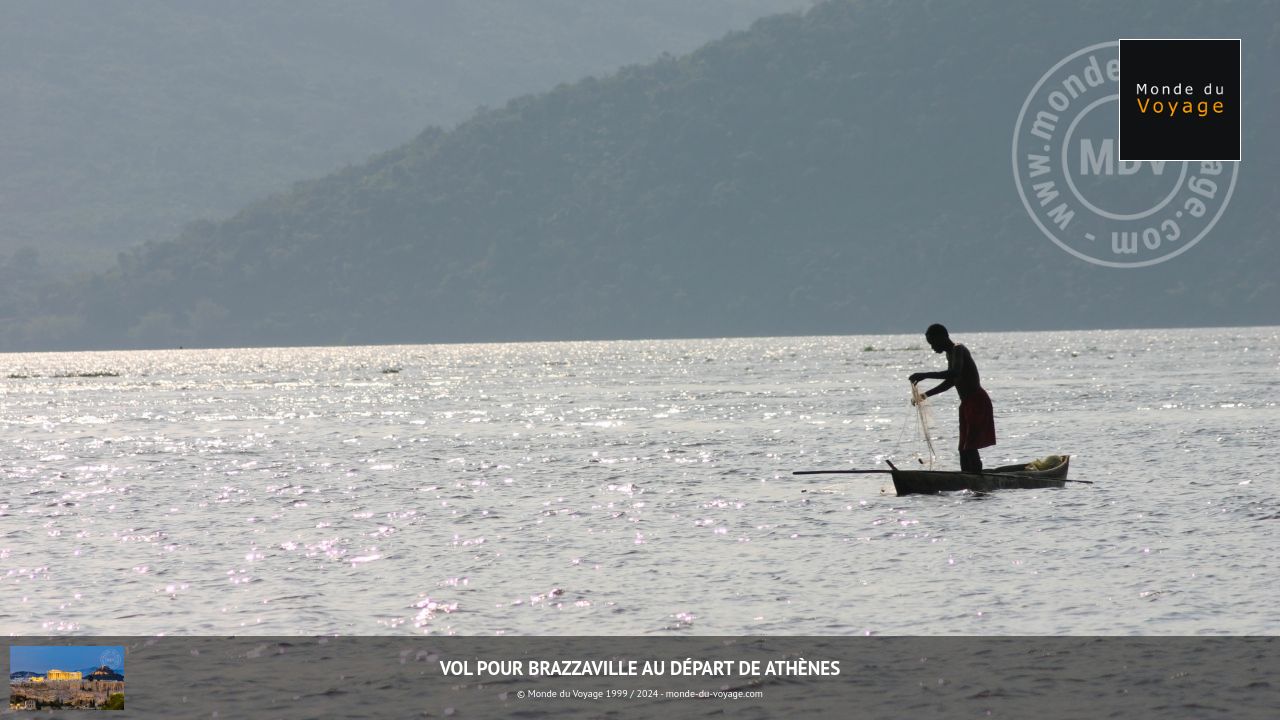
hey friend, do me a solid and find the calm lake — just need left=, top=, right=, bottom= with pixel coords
left=2, top=327, right=1276, bottom=635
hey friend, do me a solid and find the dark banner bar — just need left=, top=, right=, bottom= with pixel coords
left=5, top=637, right=1278, bottom=718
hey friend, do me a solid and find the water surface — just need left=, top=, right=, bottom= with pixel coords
left=1, top=327, right=1276, bottom=635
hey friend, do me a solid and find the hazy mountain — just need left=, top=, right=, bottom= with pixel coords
left=82, top=666, right=125, bottom=681
left=0, top=0, right=811, bottom=273
left=2, top=0, right=1275, bottom=350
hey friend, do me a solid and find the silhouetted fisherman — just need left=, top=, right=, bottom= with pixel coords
left=908, top=324, right=995, bottom=472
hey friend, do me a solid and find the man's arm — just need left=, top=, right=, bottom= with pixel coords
left=909, top=348, right=966, bottom=397
left=909, top=371, right=948, bottom=381
left=924, top=378, right=954, bottom=398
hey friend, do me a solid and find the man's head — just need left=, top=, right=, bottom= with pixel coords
left=925, top=323, right=950, bottom=353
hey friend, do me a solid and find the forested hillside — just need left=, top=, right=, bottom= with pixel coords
left=3, top=0, right=1275, bottom=350
left=0, top=0, right=807, bottom=272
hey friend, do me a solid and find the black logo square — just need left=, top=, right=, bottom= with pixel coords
left=1119, top=39, right=1240, bottom=161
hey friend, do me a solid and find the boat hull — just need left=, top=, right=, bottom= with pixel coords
left=891, top=456, right=1070, bottom=495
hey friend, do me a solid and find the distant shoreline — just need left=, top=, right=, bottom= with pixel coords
left=2, top=322, right=1276, bottom=356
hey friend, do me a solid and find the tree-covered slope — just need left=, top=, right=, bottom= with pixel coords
left=0, top=0, right=809, bottom=272
left=5, top=0, right=1276, bottom=350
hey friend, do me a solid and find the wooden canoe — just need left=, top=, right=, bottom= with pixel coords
left=889, top=455, right=1070, bottom=495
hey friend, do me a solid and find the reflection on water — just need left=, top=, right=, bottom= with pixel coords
left=1, top=327, right=1276, bottom=634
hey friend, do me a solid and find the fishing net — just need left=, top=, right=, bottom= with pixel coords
left=910, top=382, right=937, bottom=469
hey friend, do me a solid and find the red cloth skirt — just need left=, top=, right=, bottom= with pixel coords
left=958, top=388, right=996, bottom=451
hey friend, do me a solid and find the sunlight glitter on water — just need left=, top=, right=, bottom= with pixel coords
left=1, top=329, right=1278, bottom=635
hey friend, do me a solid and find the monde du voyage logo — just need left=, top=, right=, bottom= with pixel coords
left=1012, top=41, right=1239, bottom=268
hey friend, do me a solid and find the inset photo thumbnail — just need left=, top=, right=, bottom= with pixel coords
left=9, top=646, right=125, bottom=711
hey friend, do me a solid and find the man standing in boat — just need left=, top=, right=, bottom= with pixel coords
left=908, top=324, right=995, bottom=473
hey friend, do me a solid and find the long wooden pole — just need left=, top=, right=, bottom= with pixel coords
left=791, top=469, right=892, bottom=475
